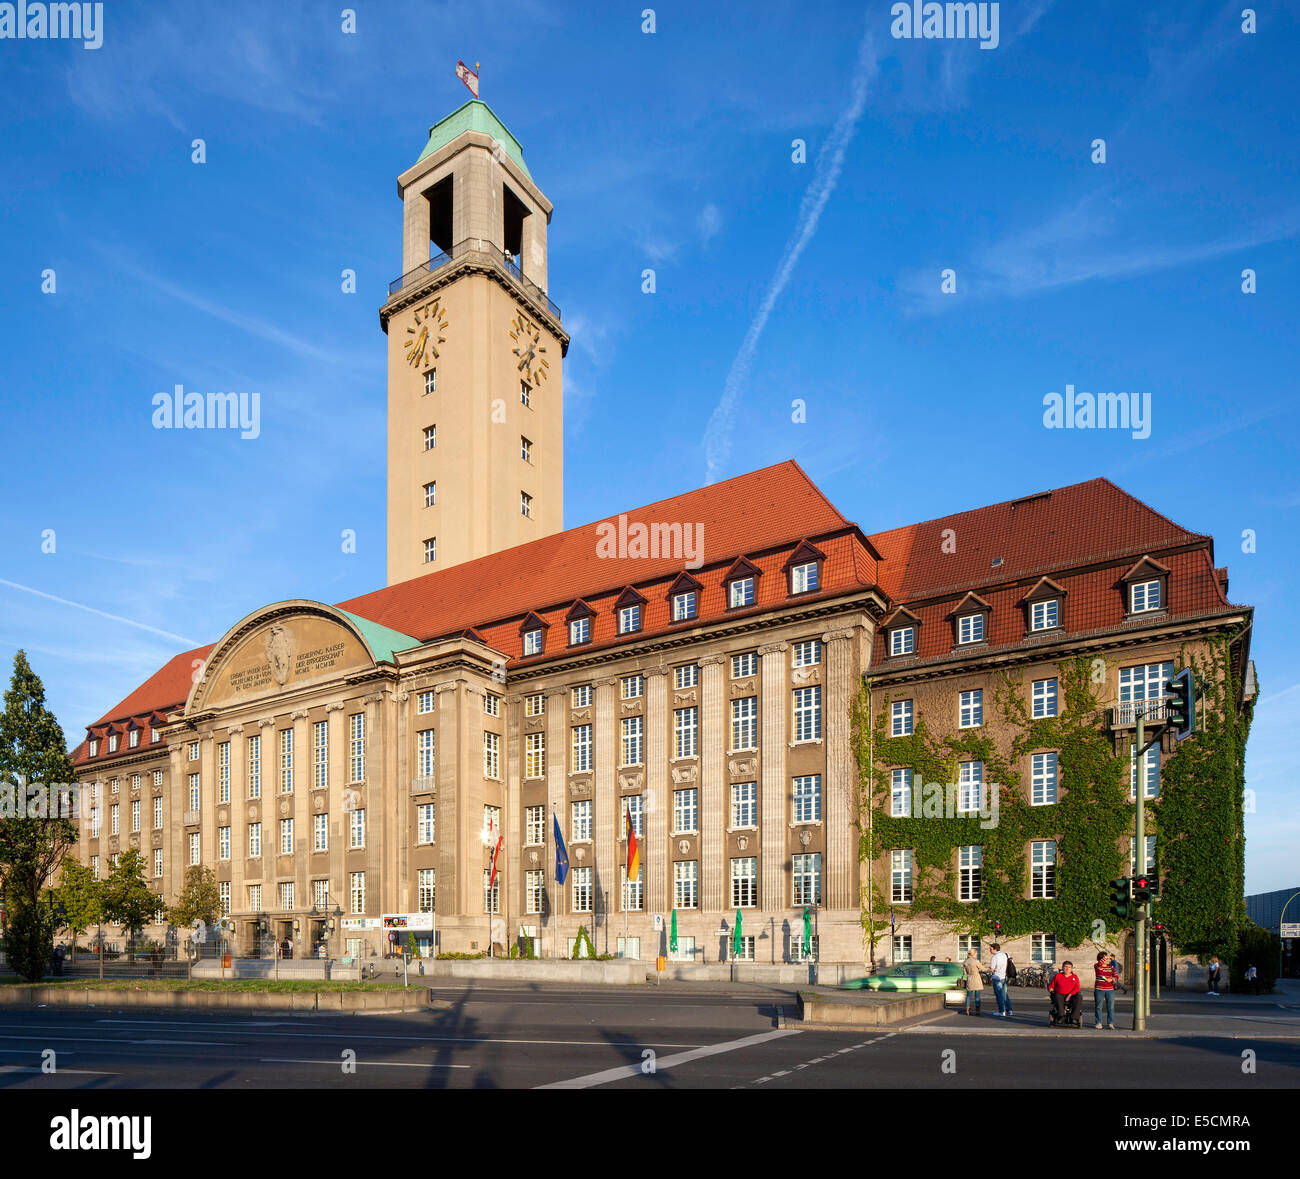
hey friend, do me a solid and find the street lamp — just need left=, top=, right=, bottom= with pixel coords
left=309, top=893, right=343, bottom=961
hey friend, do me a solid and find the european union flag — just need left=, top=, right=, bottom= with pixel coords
left=553, top=812, right=569, bottom=884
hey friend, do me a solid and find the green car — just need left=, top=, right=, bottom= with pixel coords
left=842, top=961, right=967, bottom=993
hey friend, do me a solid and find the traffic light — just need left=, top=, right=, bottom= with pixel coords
left=1152, top=920, right=1165, bottom=935
left=1110, top=877, right=1132, bottom=920
left=993, top=920, right=1002, bottom=937
left=1133, top=875, right=1153, bottom=906
left=1166, top=667, right=1196, bottom=740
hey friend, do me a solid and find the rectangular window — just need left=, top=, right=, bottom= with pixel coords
left=424, top=537, right=437, bottom=563
left=417, top=803, right=435, bottom=845
left=484, top=692, right=500, bottom=717
left=218, top=825, right=230, bottom=860
left=483, top=731, right=500, bottom=779
left=525, top=869, right=543, bottom=914
left=308, top=879, right=328, bottom=910
left=571, top=866, right=593, bottom=913
left=672, top=591, right=696, bottom=621
left=792, top=639, right=822, bottom=668
left=728, top=577, right=755, bottom=608
left=569, top=617, right=590, bottom=645
left=129, top=729, right=139, bottom=748
left=891, top=768, right=913, bottom=817
left=524, top=693, right=545, bottom=716
left=1031, top=751, right=1059, bottom=805
left=521, top=435, right=532, bottom=462
left=621, top=716, right=644, bottom=766
left=571, top=800, right=593, bottom=842
left=791, top=561, right=819, bottom=594
left=674, top=788, right=698, bottom=834
left=189, top=832, right=200, bottom=866
left=279, top=729, right=294, bottom=794
left=1130, top=580, right=1162, bottom=613
left=959, top=689, right=983, bottom=729
left=958, top=614, right=985, bottom=644
left=349, top=808, right=365, bottom=849
left=1031, top=933, right=1057, bottom=964
left=958, top=845, right=983, bottom=902
left=1130, top=745, right=1160, bottom=799
left=350, top=871, right=366, bottom=914
left=217, top=742, right=230, bottom=803
left=731, top=781, right=758, bottom=828
left=958, top=761, right=984, bottom=813
left=89, top=739, right=98, bottom=757
left=314, top=812, right=328, bottom=852
left=621, top=865, right=644, bottom=912
left=249, top=883, right=262, bottom=912
left=957, top=933, right=981, bottom=959
left=313, top=721, right=328, bottom=791
left=1031, top=840, right=1057, bottom=899
left=674, top=860, right=699, bottom=909
left=280, top=818, right=294, bottom=856
left=522, top=731, right=545, bottom=780
left=521, top=491, right=533, bottom=518
left=891, top=849, right=913, bottom=903
left=418, top=868, right=436, bottom=913
left=1118, top=662, right=1175, bottom=703
left=520, top=381, right=531, bottom=407
left=248, top=822, right=262, bottom=858
left=618, top=604, right=641, bottom=634
left=153, top=795, right=163, bottom=829
left=111, top=804, right=120, bottom=835
left=349, top=713, right=365, bottom=782
left=571, top=724, right=593, bottom=773
left=731, top=696, right=758, bottom=751
left=622, top=794, right=644, bottom=839
left=793, top=686, right=822, bottom=741
left=418, top=690, right=435, bottom=714
left=891, top=699, right=913, bottom=737
left=793, top=773, right=822, bottom=823
left=483, top=806, right=501, bottom=838
left=277, top=881, right=294, bottom=912
left=525, top=805, right=545, bottom=846
left=793, top=852, right=822, bottom=906
left=731, top=857, right=758, bottom=908
left=247, top=734, right=261, bottom=798
left=482, top=869, right=500, bottom=914
left=130, top=799, right=141, bottom=832
left=620, top=674, right=644, bottom=699
left=423, top=481, right=437, bottom=508
left=1031, top=599, right=1060, bottom=630
left=523, top=629, right=542, bottom=656
left=188, top=741, right=199, bottom=761
left=131, top=773, right=140, bottom=791
left=731, top=651, right=758, bottom=679
left=673, top=707, right=698, bottom=758
left=571, top=684, right=592, bottom=709
left=154, top=848, right=164, bottom=878
left=153, top=769, right=163, bottom=788
left=1131, top=834, right=1157, bottom=876
left=674, top=664, right=698, bottom=690
left=188, top=776, right=200, bottom=811
left=424, top=368, right=436, bottom=395
left=1032, top=677, right=1058, bottom=719
left=890, top=627, right=916, bottom=656
left=423, top=425, right=436, bottom=450
left=417, top=728, right=436, bottom=778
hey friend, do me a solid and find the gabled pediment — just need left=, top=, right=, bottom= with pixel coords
left=722, top=556, right=763, bottom=583
left=613, top=585, right=647, bottom=610
left=949, top=591, right=991, bottom=618
left=1120, top=555, right=1170, bottom=583
left=565, top=599, right=596, bottom=622
left=782, top=539, right=826, bottom=570
left=1021, top=576, right=1067, bottom=604
left=665, top=571, right=703, bottom=598
left=518, top=611, right=550, bottom=634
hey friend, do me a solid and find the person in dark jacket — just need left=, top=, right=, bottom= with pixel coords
left=1049, top=961, right=1082, bottom=1026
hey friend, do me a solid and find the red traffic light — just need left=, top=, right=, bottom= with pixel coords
left=1135, top=876, right=1150, bottom=890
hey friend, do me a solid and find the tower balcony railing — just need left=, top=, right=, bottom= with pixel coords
left=1110, top=697, right=1171, bottom=728
left=388, top=238, right=562, bottom=321
left=410, top=776, right=437, bottom=796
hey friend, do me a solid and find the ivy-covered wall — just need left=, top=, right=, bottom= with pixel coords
left=852, top=637, right=1251, bottom=965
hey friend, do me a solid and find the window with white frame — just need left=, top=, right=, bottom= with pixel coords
left=891, top=849, right=913, bottom=902
left=671, top=591, right=697, bottom=621
left=483, top=869, right=500, bottom=914
left=280, top=817, right=294, bottom=855
left=791, top=933, right=819, bottom=962
left=1031, top=599, right=1060, bottom=630
left=674, top=707, right=698, bottom=758
left=1130, top=745, right=1160, bottom=799
left=279, top=728, right=293, bottom=793
left=523, top=628, right=543, bottom=656
left=571, top=866, right=593, bottom=913
left=893, top=934, right=913, bottom=963
left=731, top=781, right=757, bottom=828
left=153, top=796, right=163, bottom=829
left=891, top=768, right=913, bottom=817
left=571, top=684, right=592, bottom=708
left=131, top=799, right=140, bottom=832
left=419, top=870, right=438, bottom=914
left=520, top=491, right=532, bottom=518
left=153, top=769, right=163, bottom=788
left=110, top=803, right=120, bottom=835
left=524, top=693, right=545, bottom=716
left=349, top=808, right=365, bottom=850
left=483, top=731, right=500, bottom=779
left=311, top=879, right=328, bottom=910
left=188, top=776, right=200, bottom=811
left=131, top=773, right=141, bottom=791
left=1119, top=662, right=1174, bottom=710
left=571, top=800, right=592, bottom=842
left=793, top=639, right=822, bottom=667
left=152, top=848, right=162, bottom=878
left=89, top=739, right=98, bottom=757
left=793, top=685, right=821, bottom=741
left=314, top=811, right=328, bottom=852
left=1131, top=834, right=1156, bottom=876
left=189, top=832, right=200, bottom=866
left=525, top=869, right=543, bottom=914
left=957, top=933, right=981, bottom=958
left=424, top=481, right=437, bottom=508
left=623, top=794, right=644, bottom=838
left=246, top=734, right=261, bottom=797
left=129, top=728, right=139, bottom=748
left=958, top=761, right=984, bottom=813
left=111, top=778, right=118, bottom=793
left=674, top=860, right=698, bottom=909
left=958, top=845, right=982, bottom=902
left=521, top=435, right=532, bottom=462
left=729, top=576, right=755, bottom=608
left=524, top=731, right=545, bottom=779
left=621, top=865, right=644, bottom=911
left=1130, top=579, right=1162, bottom=613
left=1031, top=752, right=1059, bottom=805
left=248, top=883, right=263, bottom=911
left=621, top=716, right=643, bottom=766
left=313, top=721, right=328, bottom=791
left=620, top=674, right=643, bottom=699
left=417, top=803, right=435, bottom=845
left=1032, top=677, right=1058, bottom=719
left=423, top=425, right=436, bottom=450
left=791, top=561, right=819, bottom=594
left=733, top=935, right=756, bottom=961
left=959, top=689, right=983, bottom=728
left=188, top=741, right=199, bottom=761
left=90, top=855, right=99, bottom=879
left=793, top=773, right=822, bottom=823
left=1031, top=840, right=1057, bottom=898
left=571, top=724, right=593, bottom=773
left=417, top=728, right=435, bottom=778
left=890, top=626, right=916, bottom=656
left=350, top=871, right=366, bottom=914
left=483, top=806, right=501, bottom=839
left=1031, top=933, right=1057, bottom=963
left=218, top=825, right=230, bottom=859
left=891, top=699, right=913, bottom=737
left=424, top=368, right=436, bottom=395
left=731, top=857, right=758, bottom=908
left=424, top=537, right=437, bottom=563
left=957, top=613, right=985, bottom=644
left=569, top=617, right=590, bottom=645
left=674, top=664, right=698, bottom=690
left=106, top=734, right=118, bottom=753
left=484, top=692, right=500, bottom=718
left=793, top=853, right=822, bottom=906
left=674, top=788, right=698, bottom=833
left=731, top=696, right=757, bottom=751
left=525, top=805, right=544, bottom=846
left=418, top=690, right=436, bottom=714
left=349, top=713, right=366, bottom=782
left=731, top=651, right=757, bottom=678
left=248, top=822, right=261, bottom=858
left=618, top=604, right=641, bottom=634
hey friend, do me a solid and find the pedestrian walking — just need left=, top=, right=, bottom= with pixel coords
left=989, top=942, right=1013, bottom=1017
left=963, top=948, right=984, bottom=1015
left=1094, top=950, right=1118, bottom=1028
left=1244, top=963, right=1258, bottom=994
left=1206, top=955, right=1222, bottom=996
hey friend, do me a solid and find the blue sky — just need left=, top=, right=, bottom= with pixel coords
left=0, top=1, right=1295, bottom=892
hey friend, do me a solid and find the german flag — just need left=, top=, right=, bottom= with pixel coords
left=625, top=802, right=639, bottom=879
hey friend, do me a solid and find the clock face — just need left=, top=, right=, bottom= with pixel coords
left=509, top=311, right=550, bottom=386
left=405, top=298, right=449, bottom=368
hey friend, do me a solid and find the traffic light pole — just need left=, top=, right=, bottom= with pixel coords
left=1134, top=713, right=1147, bottom=1032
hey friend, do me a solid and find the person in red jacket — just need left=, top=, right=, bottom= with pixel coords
left=1049, top=961, right=1082, bottom=1026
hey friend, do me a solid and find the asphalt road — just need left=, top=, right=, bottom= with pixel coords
left=0, top=982, right=1297, bottom=1090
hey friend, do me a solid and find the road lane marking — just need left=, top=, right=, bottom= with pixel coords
left=536, top=1028, right=802, bottom=1089
left=260, top=1058, right=468, bottom=1069
left=0, top=1065, right=117, bottom=1076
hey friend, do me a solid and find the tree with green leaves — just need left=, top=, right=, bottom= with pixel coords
left=0, top=651, right=79, bottom=981
left=54, top=856, right=103, bottom=962
left=102, top=847, right=162, bottom=963
left=169, top=865, right=219, bottom=933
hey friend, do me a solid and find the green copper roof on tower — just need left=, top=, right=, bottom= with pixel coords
left=416, top=99, right=532, bottom=180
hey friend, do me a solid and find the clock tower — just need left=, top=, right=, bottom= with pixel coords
left=381, top=100, right=568, bottom=585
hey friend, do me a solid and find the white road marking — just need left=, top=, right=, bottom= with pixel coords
left=259, top=1058, right=468, bottom=1069
left=536, top=1028, right=802, bottom=1089
left=0, top=1065, right=117, bottom=1076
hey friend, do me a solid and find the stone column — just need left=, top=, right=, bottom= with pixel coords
left=545, top=688, right=567, bottom=939
left=395, top=691, right=410, bottom=912
left=228, top=725, right=245, bottom=922
left=700, top=655, right=726, bottom=913
left=595, top=678, right=616, bottom=941
left=435, top=681, right=461, bottom=918
left=759, top=642, right=789, bottom=915
left=646, top=669, right=668, bottom=916
left=291, top=710, right=310, bottom=934
left=823, top=627, right=856, bottom=910
left=325, top=703, right=347, bottom=920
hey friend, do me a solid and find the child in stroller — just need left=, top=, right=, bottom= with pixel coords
left=1048, top=960, right=1083, bottom=1027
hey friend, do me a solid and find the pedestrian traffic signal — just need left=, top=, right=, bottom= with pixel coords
left=1152, top=920, right=1165, bottom=935
left=1110, top=877, right=1132, bottom=920
left=1165, top=667, right=1196, bottom=740
left=1132, top=875, right=1153, bottom=906
left=993, top=920, right=1002, bottom=936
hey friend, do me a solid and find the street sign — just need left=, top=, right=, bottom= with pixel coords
left=1280, top=923, right=1300, bottom=938
left=654, top=914, right=664, bottom=931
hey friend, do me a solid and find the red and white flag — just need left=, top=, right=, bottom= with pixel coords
left=456, top=60, right=480, bottom=98
left=489, top=833, right=504, bottom=888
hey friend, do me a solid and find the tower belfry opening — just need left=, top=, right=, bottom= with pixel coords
left=427, top=174, right=454, bottom=258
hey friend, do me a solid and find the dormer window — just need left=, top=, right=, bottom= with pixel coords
left=89, top=739, right=99, bottom=757
left=672, top=591, right=696, bottom=621
left=790, top=561, right=819, bottom=594
left=151, top=728, right=160, bottom=743
left=1130, top=580, right=1161, bottom=613
left=1030, top=599, right=1060, bottom=631
left=890, top=627, right=915, bottom=657
left=729, top=577, right=755, bottom=609
left=618, top=605, right=641, bottom=634
left=108, top=733, right=119, bottom=753
left=523, top=629, right=543, bottom=656
left=569, top=617, right=591, bottom=646
left=957, top=614, right=984, bottom=645
left=129, top=729, right=140, bottom=748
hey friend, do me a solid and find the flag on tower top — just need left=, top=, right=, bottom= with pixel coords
left=456, top=59, right=480, bottom=98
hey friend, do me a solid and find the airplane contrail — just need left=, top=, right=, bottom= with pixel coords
left=0, top=578, right=202, bottom=646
